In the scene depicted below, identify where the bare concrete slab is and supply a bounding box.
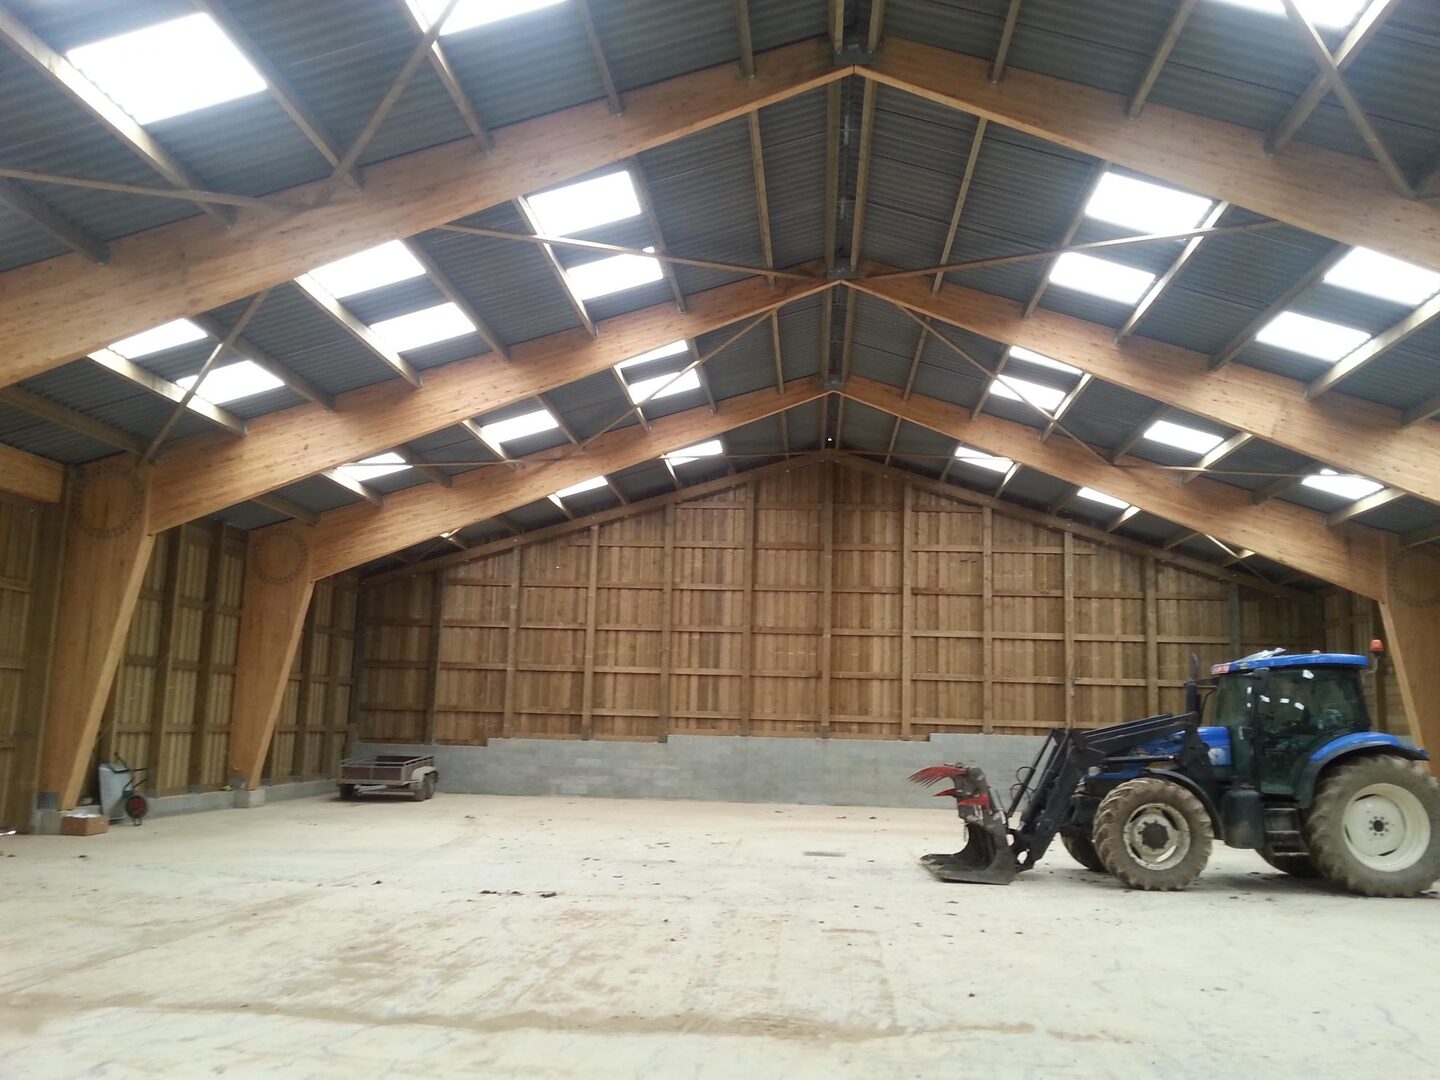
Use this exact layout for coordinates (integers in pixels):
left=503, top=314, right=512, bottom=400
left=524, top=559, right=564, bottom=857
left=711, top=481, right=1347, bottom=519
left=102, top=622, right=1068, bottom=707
left=1, top=794, right=1437, bottom=1078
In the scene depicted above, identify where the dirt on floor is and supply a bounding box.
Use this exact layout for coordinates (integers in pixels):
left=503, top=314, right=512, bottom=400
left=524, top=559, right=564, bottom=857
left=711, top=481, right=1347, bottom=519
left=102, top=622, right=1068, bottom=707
left=1, top=794, right=1437, bottom=1079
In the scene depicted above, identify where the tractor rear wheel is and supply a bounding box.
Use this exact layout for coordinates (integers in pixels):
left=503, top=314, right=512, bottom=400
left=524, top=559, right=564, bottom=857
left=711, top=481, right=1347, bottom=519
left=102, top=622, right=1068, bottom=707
left=1061, top=830, right=1106, bottom=873
left=1093, top=778, right=1213, bottom=891
left=1303, top=755, right=1440, bottom=898
left=1258, top=848, right=1319, bottom=879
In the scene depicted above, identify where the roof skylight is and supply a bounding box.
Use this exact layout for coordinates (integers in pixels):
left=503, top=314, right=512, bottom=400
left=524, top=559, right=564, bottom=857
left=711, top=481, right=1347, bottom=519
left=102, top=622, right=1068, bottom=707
left=567, top=251, right=664, bottom=301
left=177, top=360, right=283, bottom=404
left=307, top=241, right=425, bottom=299
left=104, top=319, right=208, bottom=360
left=1085, top=172, right=1212, bottom=235
left=1323, top=248, right=1440, bottom=307
left=552, top=476, right=608, bottom=500
left=625, top=369, right=701, bottom=405
left=479, top=408, right=559, bottom=448
left=370, top=303, right=476, bottom=352
left=1048, top=253, right=1156, bottom=305
left=337, top=453, right=411, bottom=483
left=990, top=374, right=1067, bottom=413
left=1076, top=487, right=1131, bottom=510
left=666, top=440, right=724, bottom=466
left=417, top=0, right=566, bottom=35
left=616, top=340, right=689, bottom=371
left=1209, top=0, right=1368, bottom=30
left=1008, top=346, right=1080, bottom=376
left=1301, top=469, right=1383, bottom=501
left=1255, top=312, right=1371, bottom=362
left=953, top=445, right=1014, bottom=474
left=1142, top=419, right=1225, bottom=456
left=528, top=171, right=642, bottom=238
left=67, top=13, right=267, bottom=125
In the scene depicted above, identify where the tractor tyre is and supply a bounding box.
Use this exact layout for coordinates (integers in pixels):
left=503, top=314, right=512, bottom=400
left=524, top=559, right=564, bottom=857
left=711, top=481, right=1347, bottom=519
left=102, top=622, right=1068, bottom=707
left=1093, top=778, right=1213, bottom=891
left=1302, top=755, right=1440, bottom=898
left=1258, top=848, right=1320, bottom=879
left=1061, top=830, right=1106, bottom=873
left=338, top=783, right=358, bottom=801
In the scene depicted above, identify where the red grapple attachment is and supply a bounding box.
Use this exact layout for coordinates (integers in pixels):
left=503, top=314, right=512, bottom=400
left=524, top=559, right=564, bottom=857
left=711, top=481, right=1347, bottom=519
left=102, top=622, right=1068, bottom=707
left=907, top=762, right=1018, bottom=885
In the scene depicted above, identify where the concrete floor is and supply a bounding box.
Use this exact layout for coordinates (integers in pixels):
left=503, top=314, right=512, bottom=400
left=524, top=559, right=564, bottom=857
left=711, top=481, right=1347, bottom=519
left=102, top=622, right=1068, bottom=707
left=2, top=795, right=1437, bottom=1080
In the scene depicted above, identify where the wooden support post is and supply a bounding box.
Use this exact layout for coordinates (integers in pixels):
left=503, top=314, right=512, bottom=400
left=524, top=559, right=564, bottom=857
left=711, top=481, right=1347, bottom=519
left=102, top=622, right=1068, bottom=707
left=1377, top=545, right=1440, bottom=758
left=147, top=528, right=184, bottom=790
left=37, top=461, right=156, bottom=811
left=187, top=523, right=225, bottom=789
left=981, top=506, right=994, bottom=733
left=293, top=596, right=320, bottom=774
left=900, top=485, right=914, bottom=740
left=739, top=482, right=756, bottom=737
left=818, top=463, right=835, bottom=737
left=658, top=503, right=675, bottom=742
left=228, top=525, right=316, bottom=790
left=502, top=548, right=522, bottom=739
left=581, top=526, right=599, bottom=740
left=1063, top=531, right=1076, bottom=729
left=421, top=569, right=445, bottom=744
left=1143, top=557, right=1160, bottom=715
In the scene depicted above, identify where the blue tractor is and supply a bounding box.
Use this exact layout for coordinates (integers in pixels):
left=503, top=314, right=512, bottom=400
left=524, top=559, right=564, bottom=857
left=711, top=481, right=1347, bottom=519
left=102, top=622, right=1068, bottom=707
left=910, top=648, right=1440, bottom=897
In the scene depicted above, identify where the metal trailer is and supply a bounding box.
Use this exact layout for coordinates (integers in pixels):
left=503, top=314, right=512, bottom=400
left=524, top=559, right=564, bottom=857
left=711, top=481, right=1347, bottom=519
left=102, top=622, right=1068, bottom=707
left=338, top=755, right=439, bottom=801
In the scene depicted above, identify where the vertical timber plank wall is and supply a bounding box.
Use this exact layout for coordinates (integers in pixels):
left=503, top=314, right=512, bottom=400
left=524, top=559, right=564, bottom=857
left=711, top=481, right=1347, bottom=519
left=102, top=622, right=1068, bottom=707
left=357, top=462, right=1323, bottom=745
left=100, top=524, right=357, bottom=794
left=0, top=494, right=63, bottom=828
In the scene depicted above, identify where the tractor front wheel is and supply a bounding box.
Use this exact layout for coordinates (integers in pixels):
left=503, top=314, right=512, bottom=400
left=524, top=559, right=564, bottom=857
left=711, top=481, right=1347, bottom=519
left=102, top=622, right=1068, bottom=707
left=1303, top=755, right=1440, bottom=898
left=1061, top=830, right=1106, bottom=873
left=1093, top=778, right=1213, bottom=891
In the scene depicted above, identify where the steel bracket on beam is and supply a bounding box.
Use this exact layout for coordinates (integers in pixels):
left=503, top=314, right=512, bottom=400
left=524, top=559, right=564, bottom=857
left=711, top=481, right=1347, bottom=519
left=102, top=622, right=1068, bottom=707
left=834, top=44, right=876, bottom=66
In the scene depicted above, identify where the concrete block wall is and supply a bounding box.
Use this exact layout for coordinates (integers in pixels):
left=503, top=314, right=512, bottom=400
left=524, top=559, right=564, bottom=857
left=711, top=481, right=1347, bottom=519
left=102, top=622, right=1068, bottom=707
left=353, top=733, right=1046, bottom=809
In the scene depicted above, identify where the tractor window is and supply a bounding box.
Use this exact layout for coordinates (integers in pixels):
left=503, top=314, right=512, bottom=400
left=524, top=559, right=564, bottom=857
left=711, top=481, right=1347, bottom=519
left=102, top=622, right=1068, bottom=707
left=1210, top=675, right=1254, bottom=728
left=1258, top=668, right=1365, bottom=736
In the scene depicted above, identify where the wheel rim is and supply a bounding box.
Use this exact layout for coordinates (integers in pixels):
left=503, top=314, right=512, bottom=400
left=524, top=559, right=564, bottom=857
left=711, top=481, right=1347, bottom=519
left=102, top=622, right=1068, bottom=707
left=1123, top=802, right=1191, bottom=871
left=1341, top=782, right=1430, bottom=872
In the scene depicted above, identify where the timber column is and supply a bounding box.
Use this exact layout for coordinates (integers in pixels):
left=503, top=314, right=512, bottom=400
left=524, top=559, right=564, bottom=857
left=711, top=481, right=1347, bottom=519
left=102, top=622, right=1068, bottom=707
left=36, top=460, right=155, bottom=811
left=228, top=523, right=316, bottom=792
left=1378, top=541, right=1440, bottom=765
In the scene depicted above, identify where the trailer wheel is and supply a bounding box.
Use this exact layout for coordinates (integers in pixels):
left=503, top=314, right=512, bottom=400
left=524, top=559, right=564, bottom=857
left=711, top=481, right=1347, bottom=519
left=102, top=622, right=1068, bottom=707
left=1303, top=755, right=1440, bottom=898
left=1061, top=831, right=1106, bottom=872
left=1093, top=778, right=1213, bottom=891
left=338, top=783, right=358, bottom=800
left=421, top=774, right=437, bottom=801
left=1258, top=848, right=1319, bottom=879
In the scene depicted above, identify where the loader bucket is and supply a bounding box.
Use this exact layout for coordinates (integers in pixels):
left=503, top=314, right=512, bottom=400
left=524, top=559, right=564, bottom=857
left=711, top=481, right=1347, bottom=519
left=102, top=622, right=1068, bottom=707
left=909, top=763, right=1019, bottom=885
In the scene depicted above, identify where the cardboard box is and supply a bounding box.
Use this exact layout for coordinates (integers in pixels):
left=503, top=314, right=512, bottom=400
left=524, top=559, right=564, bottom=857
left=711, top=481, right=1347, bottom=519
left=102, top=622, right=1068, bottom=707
left=60, top=814, right=109, bottom=837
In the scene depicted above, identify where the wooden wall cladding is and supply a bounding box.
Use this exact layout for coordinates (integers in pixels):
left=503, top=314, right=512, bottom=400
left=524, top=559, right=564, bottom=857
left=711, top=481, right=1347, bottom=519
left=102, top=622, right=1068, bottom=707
left=100, top=522, right=357, bottom=795
left=358, top=460, right=1340, bottom=745
left=0, top=494, right=62, bottom=829
left=1322, top=589, right=1404, bottom=737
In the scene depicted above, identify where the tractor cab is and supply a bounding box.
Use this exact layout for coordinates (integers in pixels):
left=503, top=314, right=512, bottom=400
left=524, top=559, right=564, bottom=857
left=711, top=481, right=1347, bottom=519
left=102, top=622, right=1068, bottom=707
left=1203, top=650, right=1374, bottom=798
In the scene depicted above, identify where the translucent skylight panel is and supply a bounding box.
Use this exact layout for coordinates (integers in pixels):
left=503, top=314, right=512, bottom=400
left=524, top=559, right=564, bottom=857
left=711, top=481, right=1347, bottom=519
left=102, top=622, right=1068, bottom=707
left=1301, top=469, right=1383, bottom=501
left=567, top=251, right=664, bottom=301
left=67, top=14, right=266, bottom=125
left=1142, top=419, right=1225, bottom=456
left=1323, top=248, right=1440, bottom=307
left=527, top=171, right=642, bottom=238
left=626, top=369, right=701, bottom=405
left=553, top=476, right=608, bottom=500
left=953, top=445, right=1013, bottom=473
left=417, top=0, right=566, bottom=35
left=666, top=440, right=724, bottom=465
left=104, top=319, right=207, bottom=360
left=1048, top=253, right=1156, bottom=304
left=990, top=375, right=1067, bottom=412
left=177, top=360, right=283, bottom=404
left=480, top=408, right=558, bottom=447
left=1209, top=0, right=1368, bottom=29
left=370, top=303, right=476, bottom=352
left=616, top=340, right=689, bottom=371
left=1085, top=173, right=1212, bottom=235
left=307, top=241, right=425, bottom=299
left=1008, top=346, right=1080, bottom=375
left=338, top=453, right=411, bottom=482
left=1076, top=487, right=1130, bottom=510
left=1255, top=312, right=1371, bottom=362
